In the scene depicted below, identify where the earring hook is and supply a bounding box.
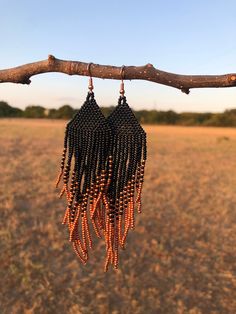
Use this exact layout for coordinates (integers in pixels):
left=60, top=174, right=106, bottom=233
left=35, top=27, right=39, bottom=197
left=87, top=62, right=94, bottom=93
left=120, top=65, right=125, bottom=96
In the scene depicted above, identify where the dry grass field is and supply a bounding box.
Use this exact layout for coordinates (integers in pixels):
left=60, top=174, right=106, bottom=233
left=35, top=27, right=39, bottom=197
left=1, top=119, right=236, bottom=314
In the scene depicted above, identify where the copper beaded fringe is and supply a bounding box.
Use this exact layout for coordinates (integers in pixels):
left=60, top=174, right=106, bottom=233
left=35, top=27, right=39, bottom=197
left=56, top=92, right=147, bottom=272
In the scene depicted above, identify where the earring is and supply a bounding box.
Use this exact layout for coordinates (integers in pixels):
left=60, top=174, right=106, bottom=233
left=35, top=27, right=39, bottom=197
left=105, top=66, right=147, bottom=270
left=55, top=63, right=112, bottom=264
left=55, top=65, right=147, bottom=272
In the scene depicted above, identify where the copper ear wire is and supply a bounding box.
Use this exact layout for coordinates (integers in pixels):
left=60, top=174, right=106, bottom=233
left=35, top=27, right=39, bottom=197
left=120, top=65, right=125, bottom=96
left=87, top=63, right=94, bottom=93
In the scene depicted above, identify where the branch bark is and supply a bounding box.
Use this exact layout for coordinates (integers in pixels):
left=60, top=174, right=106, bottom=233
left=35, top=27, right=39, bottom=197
left=0, top=55, right=236, bottom=94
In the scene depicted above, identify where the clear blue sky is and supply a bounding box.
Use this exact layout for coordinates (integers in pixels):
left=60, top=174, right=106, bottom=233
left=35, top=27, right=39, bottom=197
left=1, top=0, right=236, bottom=112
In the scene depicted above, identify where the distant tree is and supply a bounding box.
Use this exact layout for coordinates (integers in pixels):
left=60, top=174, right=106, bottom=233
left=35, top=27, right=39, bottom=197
left=47, top=108, right=58, bottom=119
left=135, top=110, right=179, bottom=125
left=226, top=108, right=236, bottom=115
left=54, top=105, right=75, bottom=119
left=135, top=110, right=160, bottom=124
left=134, top=110, right=149, bottom=123
left=163, top=110, right=179, bottom=124
left=101, top=106, right=115, bottom=118
left=197, top=112, right=213, bottom=124
left=24, top=105, right=46, bottom=118
left=178, top=112, right=196, bottom=125
left=0, top=101, right=11, bottom=117
left=203, top=112, right=236, bottom=127
left=223, top=109, right=236, bottom=126
left=0, top=101, right=23, bottom=117
left=179, top=112, right=212, bottom=126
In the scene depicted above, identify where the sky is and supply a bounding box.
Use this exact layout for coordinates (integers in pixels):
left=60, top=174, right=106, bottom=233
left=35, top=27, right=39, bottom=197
left=0, top=0, right=236, bottom=112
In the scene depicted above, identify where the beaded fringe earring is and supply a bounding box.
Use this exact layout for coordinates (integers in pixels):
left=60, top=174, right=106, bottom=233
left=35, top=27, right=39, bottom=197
left=55, top=63, right=113, bottom=264
left=55, top=65, right=147, bottom=271
left=104, top=66, right=147, bottom=271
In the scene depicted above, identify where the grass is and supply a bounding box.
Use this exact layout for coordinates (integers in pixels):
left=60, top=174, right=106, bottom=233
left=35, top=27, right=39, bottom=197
left=1, top=119, right=236, bottom=314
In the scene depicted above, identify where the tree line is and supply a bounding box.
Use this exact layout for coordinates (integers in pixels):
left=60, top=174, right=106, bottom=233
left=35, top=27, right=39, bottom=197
left=1, top=100, right=236, bottom=127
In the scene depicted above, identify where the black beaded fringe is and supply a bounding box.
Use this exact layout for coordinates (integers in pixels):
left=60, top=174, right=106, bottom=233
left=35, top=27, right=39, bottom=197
left=105, top=96, right=147, bottom=263
left=56, top=92, right=113, bottom=265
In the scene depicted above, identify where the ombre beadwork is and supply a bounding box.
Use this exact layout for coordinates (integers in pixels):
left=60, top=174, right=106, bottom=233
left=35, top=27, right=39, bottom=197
left=56, top=68, right=147, bottom=271
left=105, top=95, right=147, bottom=270
left=56, top=91, right=113, bottom=265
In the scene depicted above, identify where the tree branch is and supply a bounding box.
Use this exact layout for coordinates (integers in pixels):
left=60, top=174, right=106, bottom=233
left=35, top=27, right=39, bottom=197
left=0, top=55, right=236, bottom=94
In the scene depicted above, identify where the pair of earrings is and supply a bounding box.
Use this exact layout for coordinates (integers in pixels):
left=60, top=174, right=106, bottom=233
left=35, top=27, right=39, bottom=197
left=55, top=64, right=147, bottom=272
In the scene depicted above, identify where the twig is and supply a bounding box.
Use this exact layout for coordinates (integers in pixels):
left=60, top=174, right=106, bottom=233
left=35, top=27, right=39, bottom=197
left=0, top=55, right=236, bottom=94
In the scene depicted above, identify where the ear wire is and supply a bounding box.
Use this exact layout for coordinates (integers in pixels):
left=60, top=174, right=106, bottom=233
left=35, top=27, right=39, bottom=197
left=87, top=62, right=94, bottom=93
left=120, top=65, right=125, bottom=96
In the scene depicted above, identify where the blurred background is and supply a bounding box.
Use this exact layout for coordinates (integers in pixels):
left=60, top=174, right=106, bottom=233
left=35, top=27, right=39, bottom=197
left=1, top=1, right=236, bottom=313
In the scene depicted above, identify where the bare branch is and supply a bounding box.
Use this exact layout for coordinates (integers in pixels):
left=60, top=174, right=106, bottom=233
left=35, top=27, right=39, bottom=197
left=0, top=55, right=236, bottom=94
